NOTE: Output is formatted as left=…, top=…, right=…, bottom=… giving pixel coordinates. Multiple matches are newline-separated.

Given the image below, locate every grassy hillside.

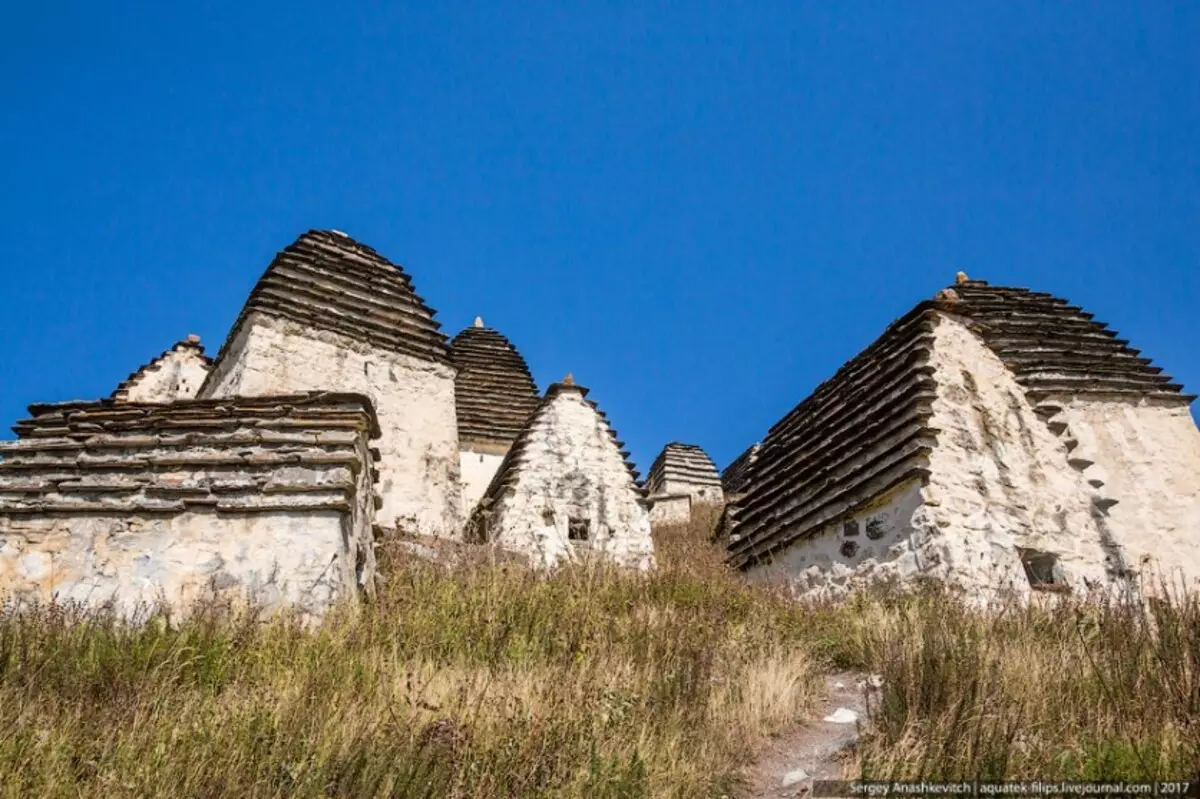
left=1, top=517, right=1197, bottom=797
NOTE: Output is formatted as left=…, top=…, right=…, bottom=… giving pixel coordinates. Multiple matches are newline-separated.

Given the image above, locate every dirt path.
left=747, top=671, right=873, bottom=797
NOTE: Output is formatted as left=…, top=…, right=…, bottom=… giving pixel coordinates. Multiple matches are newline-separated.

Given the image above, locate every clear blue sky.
left=3, top=2, right=1197, bottom=476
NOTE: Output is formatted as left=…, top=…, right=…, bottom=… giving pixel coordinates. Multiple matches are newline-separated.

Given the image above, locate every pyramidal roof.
left=474, top=381, right=644, bottom=512
left=214, top=229, right=450, bottom=365
left=726, top=276, right=1193, bottom=569
left=111, top=335, right=213, bottom=403
left=645, top=442, right=722, bottom=495
left=450, top=319, right=540, bottom=446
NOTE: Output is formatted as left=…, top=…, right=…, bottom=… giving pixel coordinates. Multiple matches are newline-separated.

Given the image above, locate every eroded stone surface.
left=467, top=382, right=654, bottom=570
left=201, top=314, right=461, bottom=540
left=112, top=336, right=212, bottom=403
left=0, top=393, right=379, bottom=619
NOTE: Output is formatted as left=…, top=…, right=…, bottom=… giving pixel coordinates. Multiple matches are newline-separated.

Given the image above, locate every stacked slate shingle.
left=950, top=280, right=1193, bottom=404
left=645, top=443, right=722, bottom=497
left=726, top=304, right=941, bottom=569
left=725, top=278, right=1195, bottom=571
left=0, top=393, right=381, bottom=516
left=450, top=320, right=540, bottom=447
left=211, top=229, right=450, bottom=367
left=720, top=442, right=761, bottom=496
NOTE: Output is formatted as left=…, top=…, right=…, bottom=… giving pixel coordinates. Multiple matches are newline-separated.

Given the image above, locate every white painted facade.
left=747, top=313, right=1123, bottom=602
left=0, top=510, right=367, bottom=620
left=458, top=445, right=506, bottom=516
left=116, top=341, right=211, bottom=403
left=648, top=494, right=692, bottom=526
left=200, top=314, right=462, bottom=539
left=478, top=387, right=655, bottom=570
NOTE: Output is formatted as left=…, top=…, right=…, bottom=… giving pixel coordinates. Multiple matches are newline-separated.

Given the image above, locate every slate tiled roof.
left=0, top=392, right=380, bottom=516
left=720, top=442, right=761, bottom=496
left=211, top=230, right=450, bottom=366
left=949, top=280, right=1193, bottom=404
left=726, top=304, right=940, bottom=568
left=111, top=335, right=212, bottom=402
left=450, top=321, right=540, bottom=446
left=725, top=277, right=1194, bottom=569
left=645, top=442, right=722, bottom=495
left=469, top=381, right=645, bottom=525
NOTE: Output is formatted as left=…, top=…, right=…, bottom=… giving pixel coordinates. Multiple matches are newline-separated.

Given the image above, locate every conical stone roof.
left=211, top=229, right=450, bottom=366
left=450, top=319, right=540, bottom=446
left=645, top=442, right=722, bottom=496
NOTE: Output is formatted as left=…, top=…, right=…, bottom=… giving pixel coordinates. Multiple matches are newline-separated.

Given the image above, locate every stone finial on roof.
left=186, top=334, right=201, bottom=344
left=956, top=271, right=969, bottom=285
left=563, top=373, right=574, bottom=386
left=474, top=316, right=484, bottom=328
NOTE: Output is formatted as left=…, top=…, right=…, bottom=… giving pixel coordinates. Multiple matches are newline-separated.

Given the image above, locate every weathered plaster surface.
left=0, top=511, right=363, bottom=619
left=1052, top=398, right=1200, bottom=589
left=747, top=313, right=1117, bottom=601
left=648, top=494, right=692, bottom=526
left=459, top=445, right=506, bottom=517
left=117, top=345, right=211, bottom=403
left=482, top=389, right=654, bottom=570
left=200, top=314, right=461, bottom=539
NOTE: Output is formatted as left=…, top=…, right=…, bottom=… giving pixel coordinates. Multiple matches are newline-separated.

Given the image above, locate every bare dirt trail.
left=748, top=671, right=874, bottom=798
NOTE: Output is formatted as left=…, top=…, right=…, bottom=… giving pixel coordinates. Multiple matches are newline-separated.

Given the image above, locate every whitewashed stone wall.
left=115, top=341, right=211, bottom=403
left=1051, top=398, right=1200, bottom=590
left=201, top=314, right=462, bottom=539
left=648, top=495, right=692, bottom=525
left=459, top=445, right=506, bottom=517
left=480, top=388, right=655, bottom=570
left=747, top=313, right=1118, bottom=601
left=0, top=395, right=379, bottom=620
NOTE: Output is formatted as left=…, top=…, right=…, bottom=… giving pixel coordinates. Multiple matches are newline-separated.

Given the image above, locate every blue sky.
left=3, top=2, right=1197, bottom=475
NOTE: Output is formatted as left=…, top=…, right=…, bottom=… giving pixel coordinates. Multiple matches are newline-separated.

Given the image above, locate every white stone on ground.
left=822, top=707, right=859, bottom=724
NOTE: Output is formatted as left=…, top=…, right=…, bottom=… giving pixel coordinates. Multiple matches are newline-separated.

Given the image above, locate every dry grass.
left=0, top=516, right=821, bottom=798
left=1, top=513, right=1198, bottom=796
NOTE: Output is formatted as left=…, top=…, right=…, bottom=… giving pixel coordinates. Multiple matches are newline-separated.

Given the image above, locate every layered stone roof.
left=645, top=442, right=722, bottom=496
left=450, top=318, right=540, bottom=447
left=726, top=305, right=939, bottom=568
left=474, top=381, right=645, bottom=511
left=946, top=280, right=1193, bottom=404
left=725, top=277, right=1195, bottom=569
left=0, top=393, right=380, bottom=516
left=111, top=335, right=213, bottom=403
left=721, top=442, right=761, bottom=496
left=212, top=230, right=450, bottom=366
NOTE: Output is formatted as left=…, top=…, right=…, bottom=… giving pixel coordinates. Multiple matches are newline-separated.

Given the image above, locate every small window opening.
left=840, top=540, right=859, bottom=558
left=842, top=519, right=860, bottom=537
left=568, top=517, right=590, bottom=541
left=1018, top=548, right=1069, bottom=592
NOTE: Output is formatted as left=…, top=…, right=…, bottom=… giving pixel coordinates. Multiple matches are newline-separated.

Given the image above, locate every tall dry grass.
left=0, top=516, right=821, bottom=798
left=2, top=511, right=1198, bottom=796
left=836, top=580, right=1200, bottom=780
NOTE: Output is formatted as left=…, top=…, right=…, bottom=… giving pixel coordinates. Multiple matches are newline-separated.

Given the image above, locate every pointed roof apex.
left=185, top=334, right=201, bottom=344
left=955, top=271, right=969, bottom=285
left=474, top=316, right=484, bottom=328
left=563, top=373, right=574, bottom=386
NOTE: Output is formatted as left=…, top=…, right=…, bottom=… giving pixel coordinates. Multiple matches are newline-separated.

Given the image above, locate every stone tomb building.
left=723, top=278, right=1200, bottom=600
left=449, top=318, right=540, bottom=516
left=196, top=230, right=461, bottom=540
left=0, top=393, right=380, bottom=618
left=466, top=379, right=654, bottom=570
left=644, top=442, right=724, bottom=525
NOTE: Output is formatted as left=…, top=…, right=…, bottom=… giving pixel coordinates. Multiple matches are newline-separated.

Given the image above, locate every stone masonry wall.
left=478, top=386, right=654, bottom=570
left=200, top=314, right=461, bottom=539
left=0, top=393, right=380, bottom=619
